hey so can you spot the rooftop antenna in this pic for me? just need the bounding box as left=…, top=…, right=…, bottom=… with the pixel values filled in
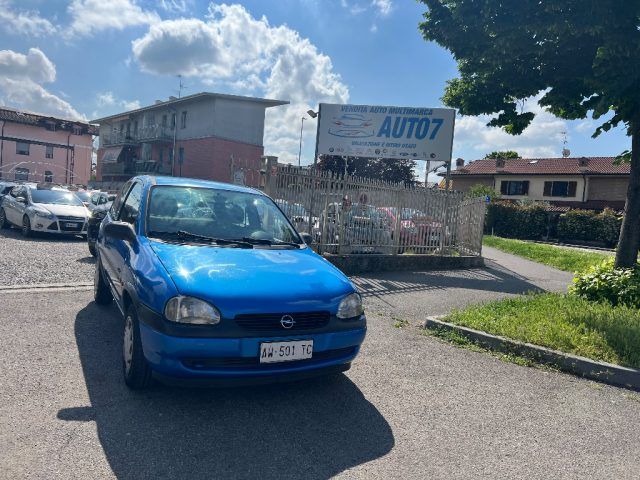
left=561, top=130, right=570, bottom=158
left=176, top=74, right=188, bottom=99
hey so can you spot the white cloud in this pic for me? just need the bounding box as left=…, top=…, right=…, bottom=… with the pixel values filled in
left=371, top=0, right=393, bottom=16
left=67, top=0, right=160, bottom=37
left=131, top=3, right=349, bottom=163
left=0, top=0, right=57, bottom=37
left=453, top=100, right=568, bottom=160
left=0, top=48, right=83, bottom=120
left=95, top=91, right=140, bottom=113
left=158, top=0, right=190, bottom=13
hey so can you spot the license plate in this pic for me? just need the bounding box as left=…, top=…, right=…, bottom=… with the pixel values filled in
left=259, top=340, right=313, bottom=364
left=65, top=222, right=79, bottom=228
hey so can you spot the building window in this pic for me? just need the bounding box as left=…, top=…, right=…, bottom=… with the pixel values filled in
left=147, top=114, right=155, bottom=126
left=133, top=121, right=138, bottom=136
left=181, top=111, right=187, bottom=129
left=168, top=149, right=174, bottom=165
left=178, top=147, right=184, bottom=165
left=171, top=113, right=176, bottom=129
left=45, top=123, right=56, bottom=132
left=126, top=123, right=131, bottom=137
left=162, top=115, right=167, bottom=128
left=159, top=149, right=163, bottom=164
left=142, top=143, right=152, bottom=161
left=14, top=167, right=29, bottom=181
left=544, top=181, right=577, bottom=197
left=45, top=145, right=54, bottom=159
left=44, top=171, right=53, bottom=182
left=500, top=180, right=529, bottom=196
left=16, top=142, right=30, bottom=155
left=73, top=126, right=82, bottom=135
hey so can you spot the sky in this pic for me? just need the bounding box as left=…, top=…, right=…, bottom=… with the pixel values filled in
left=0, top=0, right=631, bottom=181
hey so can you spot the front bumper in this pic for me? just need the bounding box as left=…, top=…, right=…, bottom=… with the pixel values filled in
left=32, top=217, right=87, bottom=235
left=137, top=307, right=366, bottom=381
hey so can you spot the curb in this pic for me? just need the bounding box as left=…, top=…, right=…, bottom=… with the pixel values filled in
left=423, top=316, right=640, bottom=391
left=0, top=282, right=93, bottom=294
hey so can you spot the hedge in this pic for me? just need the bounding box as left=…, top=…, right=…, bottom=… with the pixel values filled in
left=485, top=203, right=622, bottom=246
left=557, top=209, right=622, bottom=247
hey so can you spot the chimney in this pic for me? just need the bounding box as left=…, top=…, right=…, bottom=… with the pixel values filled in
left=495, top=158, right=506, bottom=170
left=578, top=157, right=589, bottom=171
left=455, top=157, right=465, bottom=168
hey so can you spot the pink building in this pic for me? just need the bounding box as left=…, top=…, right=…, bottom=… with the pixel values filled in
left=92, top=92, right=288, bottom=187
left=0, top=107, right=96, bottom=185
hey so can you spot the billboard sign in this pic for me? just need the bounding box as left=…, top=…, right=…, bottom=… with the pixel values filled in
left=316, top=103, right=455, bottom=163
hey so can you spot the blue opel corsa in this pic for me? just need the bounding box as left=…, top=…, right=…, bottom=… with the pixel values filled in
left=94, top=176, right=366, bottom=388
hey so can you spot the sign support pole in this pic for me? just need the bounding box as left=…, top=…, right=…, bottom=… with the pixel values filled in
left=308, top=104, right=322, bottom=235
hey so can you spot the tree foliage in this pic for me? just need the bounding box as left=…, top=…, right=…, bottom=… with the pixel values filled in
left=465, top=184, right=499, bottom=201
left=484, top=151, right=520, bottom=160
left=317, top=155, right=417, bottom=185
left=419, top=0, right=640, bottom=267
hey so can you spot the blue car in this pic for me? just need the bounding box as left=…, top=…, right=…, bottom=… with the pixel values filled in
left=94, top=176, right=366, bottom=388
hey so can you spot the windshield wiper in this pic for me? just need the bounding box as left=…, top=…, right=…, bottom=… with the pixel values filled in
left=148, top=230, right=253, bottom=248
left=238, top=237, right=301, bottom=248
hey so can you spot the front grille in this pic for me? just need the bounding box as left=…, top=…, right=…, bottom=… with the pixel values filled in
left=235, top=311, right=330, bottom=331
left=182, top=346, right=356, bottom=370
left=57, top=216, right=85, bottom=222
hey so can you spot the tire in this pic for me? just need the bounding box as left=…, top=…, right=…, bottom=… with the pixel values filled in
left=122, top=304, right=153, bottom=389
left=0, top=208, right=8, bottom=229
left=93, top=260, right=112, bottom=305
left=88, top=243, right=97, bottom=257
left=21, top=215, right=32, bottom=237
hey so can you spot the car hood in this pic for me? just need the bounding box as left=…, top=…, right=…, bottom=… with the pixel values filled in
left=149, top=242, right=354, bottom=317
left=35, top=203, right=88, bottom=218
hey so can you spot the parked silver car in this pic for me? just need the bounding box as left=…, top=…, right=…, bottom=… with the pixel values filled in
left=0, top=185, right=90, bottom=237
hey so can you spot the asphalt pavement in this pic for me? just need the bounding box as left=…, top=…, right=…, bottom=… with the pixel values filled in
left=2, top=245, right=639, bottom=479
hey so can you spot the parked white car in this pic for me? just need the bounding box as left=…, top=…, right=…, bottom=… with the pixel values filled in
left=0, top=185, right=90, bottom=237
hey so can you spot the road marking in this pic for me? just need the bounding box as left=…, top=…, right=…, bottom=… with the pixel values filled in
left=0, top=282, right=93, bottom=294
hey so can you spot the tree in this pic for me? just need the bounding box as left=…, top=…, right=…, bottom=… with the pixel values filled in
left=466, top=184, right=499, bottom=202
left=419, top=1, right=640, bottom=267
left=317, top=155, right=417, bottom=185
left=484, top=151, right=520, bottom=160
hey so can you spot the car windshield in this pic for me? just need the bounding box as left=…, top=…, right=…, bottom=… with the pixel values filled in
left=75, top=191, right=91, bottom=201
left=146, top=186, right=302, bottom=246
left=30, top=189, right=84, bottom=206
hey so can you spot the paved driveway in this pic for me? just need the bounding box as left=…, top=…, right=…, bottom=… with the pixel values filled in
left=2, top=245, right=639, bottom=479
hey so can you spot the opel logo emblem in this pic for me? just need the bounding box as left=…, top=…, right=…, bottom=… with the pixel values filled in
left=280, top=315, right=295, bottom=329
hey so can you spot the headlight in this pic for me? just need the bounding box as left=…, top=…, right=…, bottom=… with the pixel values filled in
left=34, top=210, right=54, bottom=219
left=337, top=292, right=364, bottom=319
left=164, top=296, right=221, bottom=325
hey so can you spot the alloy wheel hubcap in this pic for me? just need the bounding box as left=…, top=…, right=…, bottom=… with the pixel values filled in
left=123, top=315, right=133, bottom=373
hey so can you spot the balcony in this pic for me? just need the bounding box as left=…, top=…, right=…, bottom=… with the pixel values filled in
left=102, top=125, right=173, bottom=147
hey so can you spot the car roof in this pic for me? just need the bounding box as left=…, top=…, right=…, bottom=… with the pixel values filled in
left=140, top=175, right=266, bottom=196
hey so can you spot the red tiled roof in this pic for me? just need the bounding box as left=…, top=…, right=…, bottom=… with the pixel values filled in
left=451, top=157, right=629, bottom=176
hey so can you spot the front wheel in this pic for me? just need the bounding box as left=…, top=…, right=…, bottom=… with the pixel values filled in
left=21, top=215, right=32, bottom=237
left=122, top=305, right=153, bottom=389
left=0, top=208, right=8, bottom=229
left=94, top=260, right=112, bottom=305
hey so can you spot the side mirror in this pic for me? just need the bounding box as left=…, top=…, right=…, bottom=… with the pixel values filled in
left=300, top=232, right=314, bottom=245
left=16, top=196, right=26, bottom=204
left=104, top=221, right=137, bottom=243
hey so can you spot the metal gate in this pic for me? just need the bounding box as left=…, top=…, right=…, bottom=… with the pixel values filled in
left=265, top=165, right=485, bottom=256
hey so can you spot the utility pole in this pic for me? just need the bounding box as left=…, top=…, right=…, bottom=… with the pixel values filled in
left=297, top=117, right=305, bottom=167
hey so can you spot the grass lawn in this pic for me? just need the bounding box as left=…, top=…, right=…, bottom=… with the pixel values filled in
left=483, top=235, right=608, bottom=272
left=444, top=293, right=640, bottom=368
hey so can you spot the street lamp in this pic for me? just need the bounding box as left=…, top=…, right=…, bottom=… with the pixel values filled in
left=297, top=110, right=319, bottom=167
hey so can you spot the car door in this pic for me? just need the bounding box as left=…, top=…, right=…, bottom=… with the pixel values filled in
left=103, top=181, right=143, bottom=303
left=100, top=181, right=133, bottom=297
left=4, top=186, right=24, bottom=225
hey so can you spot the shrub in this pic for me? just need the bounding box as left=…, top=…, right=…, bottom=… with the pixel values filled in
left=570, top=258, right=640, bottom=307
left=466, top=184, right=500, bottom=202
left=485, top=202, right=550, bottom=239
left=557, top=209, right=622, bottom=247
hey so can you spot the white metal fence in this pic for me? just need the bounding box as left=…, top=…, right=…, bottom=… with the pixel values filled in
left=265, top=165, right=486, bottom=256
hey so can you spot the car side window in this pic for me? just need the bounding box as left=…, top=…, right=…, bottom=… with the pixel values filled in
left=119, top=183, right=143, bottom=225
left=9, top=186, right=20, bottom=198
left=109, top=181, right=133, bottom=219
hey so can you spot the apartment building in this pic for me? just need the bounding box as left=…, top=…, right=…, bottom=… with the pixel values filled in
left=0, top=107, right=96, bottom=185
left=447, top=156, right=631, bottom=210
left=92, top=92, right=288, bottom=186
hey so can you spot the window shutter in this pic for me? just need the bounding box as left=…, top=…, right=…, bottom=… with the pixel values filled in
left=568, top=181, right=577, bottom=197
left=500, top=181, right=508, bottom=194
left=543, top=182, right=552, bottom=196
left=522, top=181, right=529, bottom=195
